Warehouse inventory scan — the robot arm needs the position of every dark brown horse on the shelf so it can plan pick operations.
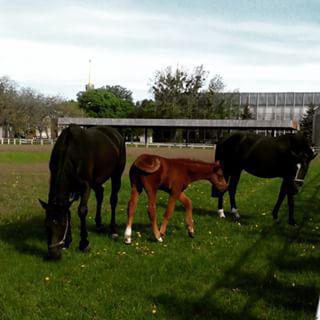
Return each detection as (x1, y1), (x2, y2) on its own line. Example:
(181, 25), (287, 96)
(124, 154), (228, 244)
(39, 125), (126, 259)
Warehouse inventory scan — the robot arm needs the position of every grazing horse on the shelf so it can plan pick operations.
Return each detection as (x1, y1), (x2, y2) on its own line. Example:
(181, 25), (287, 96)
(124, 154), (228, 244)
(212, 132), (316, 225)
(39, 125), (126, 259)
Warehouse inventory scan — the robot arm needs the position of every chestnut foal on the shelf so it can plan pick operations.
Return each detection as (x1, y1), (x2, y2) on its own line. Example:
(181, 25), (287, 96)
(124, 154), (228, 244)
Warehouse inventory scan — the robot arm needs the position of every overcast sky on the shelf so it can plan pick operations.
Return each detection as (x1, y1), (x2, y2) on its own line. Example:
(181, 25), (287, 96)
(0, 0), (319, 101)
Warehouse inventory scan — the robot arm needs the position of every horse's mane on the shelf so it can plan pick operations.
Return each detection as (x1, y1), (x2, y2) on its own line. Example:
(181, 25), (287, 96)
(49, 125), (86, 203)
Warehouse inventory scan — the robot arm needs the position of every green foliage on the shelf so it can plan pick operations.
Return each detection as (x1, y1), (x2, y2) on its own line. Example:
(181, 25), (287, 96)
(0, 76), (83, 138)
(151, 65), (238, 120)
(133, 99), (156, 118)
(300, 103), (316, 144)
(0, 148), (319, 319)
(240, 104), (253, 120)
(77, 87), (134, 118)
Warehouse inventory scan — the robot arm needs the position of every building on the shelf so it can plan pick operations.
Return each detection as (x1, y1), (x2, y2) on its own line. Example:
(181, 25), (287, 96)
(234, 92), (320, 121)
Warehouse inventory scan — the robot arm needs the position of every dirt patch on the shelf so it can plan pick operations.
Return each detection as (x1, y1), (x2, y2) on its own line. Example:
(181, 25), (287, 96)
(126, 146), (215, 162)
(0, 146), (215, 175)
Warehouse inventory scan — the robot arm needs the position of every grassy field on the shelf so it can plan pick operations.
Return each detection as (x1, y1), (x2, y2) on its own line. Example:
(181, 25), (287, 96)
(0, 146), (319, 320)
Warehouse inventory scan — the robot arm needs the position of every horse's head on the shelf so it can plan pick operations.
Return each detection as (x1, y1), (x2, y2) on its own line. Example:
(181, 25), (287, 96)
(291, 145), (317, 191)
(210, 161), (228, 192)
(39, 199), (71, 260)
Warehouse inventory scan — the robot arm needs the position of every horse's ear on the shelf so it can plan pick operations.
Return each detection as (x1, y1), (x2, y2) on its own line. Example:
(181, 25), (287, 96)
(39, 199), (48, 210)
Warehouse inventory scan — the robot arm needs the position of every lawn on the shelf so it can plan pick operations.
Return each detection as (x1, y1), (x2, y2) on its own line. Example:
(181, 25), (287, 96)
(0, 146), (319, 320)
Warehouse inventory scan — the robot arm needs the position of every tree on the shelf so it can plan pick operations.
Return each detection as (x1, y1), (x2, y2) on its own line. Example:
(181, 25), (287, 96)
(240, 104), (253, 120)
(77, 87), (134, 118)
(104, 85), (133, 103)
(133, 99), (156, 118)
(300, 103), (317, 144)
(151, 65), (237, 120)
(151, 65), (207, 118)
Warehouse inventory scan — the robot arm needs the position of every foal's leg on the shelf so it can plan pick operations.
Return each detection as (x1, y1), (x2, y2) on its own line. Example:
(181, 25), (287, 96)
(124, 186), (139, 244)
(178, 192), (194, 237)
(93, 184), (104, 232)
(78, 182), (91, 251)
(159, 195), (177, 237)
(228, 174), (241, 219)
(146, 188), (162, 242)
(109, 174), (122, 238)
(272, 180), (287, 221)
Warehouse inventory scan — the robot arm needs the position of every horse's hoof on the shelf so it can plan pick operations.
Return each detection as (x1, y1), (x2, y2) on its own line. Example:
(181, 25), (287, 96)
(218, 209), (226, 218)
(111, 233), (119, 240)
(79, 241), (90, 252)
(289, 220), (297, 226)
(231, 208), (240, 219)
(96, 224), (106, 233)
(188, 231), (194, 238)
(157, 237), (163, 243)
(124, 237), (131, 245)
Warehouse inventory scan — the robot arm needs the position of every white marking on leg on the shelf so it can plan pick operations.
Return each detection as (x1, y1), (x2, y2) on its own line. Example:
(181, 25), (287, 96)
(218, 209), (226, 218)
(124, 226), (132, 244)
(157, 236), (163, 243)
(231, 208), (240, 219)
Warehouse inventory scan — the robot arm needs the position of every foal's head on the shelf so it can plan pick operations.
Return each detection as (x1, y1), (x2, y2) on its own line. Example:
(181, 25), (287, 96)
(210, 161), (228, 192)
(39, 200), (71, 260)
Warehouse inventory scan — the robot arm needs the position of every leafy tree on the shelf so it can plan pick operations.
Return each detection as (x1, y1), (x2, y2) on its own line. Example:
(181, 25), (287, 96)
(104, 85), (133, 103)
(77, 87), (134, 118)
(240, 104), (253, 120)
(300, 103), (317, 144)
(133, 99), (156, 118)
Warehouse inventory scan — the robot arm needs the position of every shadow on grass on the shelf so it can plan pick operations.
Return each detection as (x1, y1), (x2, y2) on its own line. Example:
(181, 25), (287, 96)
(0, 215), (47, 258)
(152, 173), (320, 319)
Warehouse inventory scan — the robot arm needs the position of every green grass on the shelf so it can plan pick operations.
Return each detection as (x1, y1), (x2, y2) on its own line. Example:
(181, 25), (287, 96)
(0, 150), (320, 319)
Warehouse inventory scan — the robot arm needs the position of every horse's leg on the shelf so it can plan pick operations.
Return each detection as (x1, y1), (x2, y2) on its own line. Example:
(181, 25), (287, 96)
(64, 210), (72, 248)
(124, 187), (139, 244)
(178, 192), (194, 237)
(146, 188), (162, 242)
(109, 174), (121, 238)
(229, 174), (241, 219)
(217, 194), (225, 218)
(93, 184), (104, 232)
(78, 182), (91, 251)
(287, 190), (296, 226)
(159, 195), (177, 238)
(217, 174), (229, 218)
(272, 180), (287, 221)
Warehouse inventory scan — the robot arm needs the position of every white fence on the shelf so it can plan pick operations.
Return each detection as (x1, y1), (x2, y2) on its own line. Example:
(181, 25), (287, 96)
(0, 138), (54, 145)
(0, 138), (214, 149)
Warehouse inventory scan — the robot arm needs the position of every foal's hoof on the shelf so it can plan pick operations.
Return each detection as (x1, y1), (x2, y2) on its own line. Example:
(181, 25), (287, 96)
(124, 237), (131, 245)
(156, 237), (163, 243)
(188, 231), (194, 238)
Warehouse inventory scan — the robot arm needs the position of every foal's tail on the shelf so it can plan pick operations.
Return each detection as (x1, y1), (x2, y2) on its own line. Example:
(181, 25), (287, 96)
(129, 165), (144, 193)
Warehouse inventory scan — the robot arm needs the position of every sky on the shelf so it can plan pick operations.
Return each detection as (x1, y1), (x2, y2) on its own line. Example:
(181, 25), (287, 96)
(0, 0), (319, 101)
